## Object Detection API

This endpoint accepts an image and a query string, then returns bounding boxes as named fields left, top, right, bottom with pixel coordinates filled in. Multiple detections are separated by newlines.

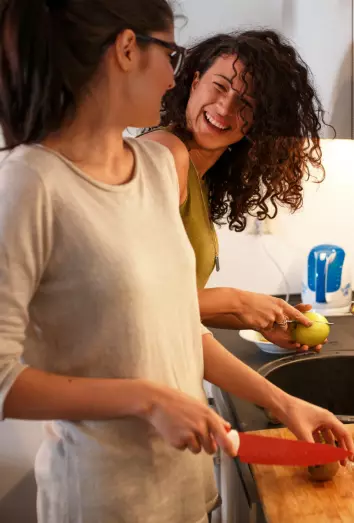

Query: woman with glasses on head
left=0, top=3, right=352, bottom=523
left=141, top=30, right=330, bottom=352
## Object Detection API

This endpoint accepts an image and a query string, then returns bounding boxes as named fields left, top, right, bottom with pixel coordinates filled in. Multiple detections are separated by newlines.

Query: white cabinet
left=177, top=0, right=353, bottom=138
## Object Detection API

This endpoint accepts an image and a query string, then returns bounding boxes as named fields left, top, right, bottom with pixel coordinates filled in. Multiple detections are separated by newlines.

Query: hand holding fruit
left=260, top=306, right=330, bottom=352
left=290, top=311, right=330, bottom=347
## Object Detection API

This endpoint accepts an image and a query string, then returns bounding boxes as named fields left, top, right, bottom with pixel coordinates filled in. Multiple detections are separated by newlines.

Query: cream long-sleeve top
left=0, top=139, right=217, bottom=523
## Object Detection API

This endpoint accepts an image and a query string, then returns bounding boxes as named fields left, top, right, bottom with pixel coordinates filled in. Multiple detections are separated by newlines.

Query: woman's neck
left=42, top=92, right=134, bottom=186
left=188, top=143, right=227, bottom=178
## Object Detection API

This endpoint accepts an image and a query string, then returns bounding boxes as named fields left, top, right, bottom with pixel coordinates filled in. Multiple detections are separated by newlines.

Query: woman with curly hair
left=140, top=29, right=327, bottom=351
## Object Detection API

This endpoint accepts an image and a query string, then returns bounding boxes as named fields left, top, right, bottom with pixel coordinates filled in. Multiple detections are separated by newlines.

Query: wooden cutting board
left=250, top=425, right=354, bottom=523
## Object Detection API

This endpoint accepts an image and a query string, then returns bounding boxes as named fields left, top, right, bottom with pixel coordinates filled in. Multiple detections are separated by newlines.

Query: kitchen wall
left=286, top=0, right=353, bottom=138
left=208, top=139, right=354, bottom=296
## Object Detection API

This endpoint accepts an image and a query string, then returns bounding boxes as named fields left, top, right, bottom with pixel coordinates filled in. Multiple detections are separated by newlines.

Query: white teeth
left=205, top=112, right=228, bottom=130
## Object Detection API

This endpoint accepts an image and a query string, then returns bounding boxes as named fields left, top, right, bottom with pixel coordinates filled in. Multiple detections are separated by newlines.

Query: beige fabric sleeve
left=201, top=324, right=213, bottom=337
left=0, top=161, right=53, bottom=419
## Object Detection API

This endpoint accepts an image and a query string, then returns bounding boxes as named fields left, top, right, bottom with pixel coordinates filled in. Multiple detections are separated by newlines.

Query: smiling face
left=185, top=54, right=255, bottom=151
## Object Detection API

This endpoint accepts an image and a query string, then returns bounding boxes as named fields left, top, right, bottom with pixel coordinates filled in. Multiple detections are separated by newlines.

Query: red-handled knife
left=227, top=430, right=350, bottom=466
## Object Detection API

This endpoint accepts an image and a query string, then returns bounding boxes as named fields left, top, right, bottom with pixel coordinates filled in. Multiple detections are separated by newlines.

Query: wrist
left=266, top=387, right=292, bottom=418
left=123, top=379, right=159, bottom=419
left=129, top=379, right=172, bottom=422
left=227, top=288, right=246, bottom=314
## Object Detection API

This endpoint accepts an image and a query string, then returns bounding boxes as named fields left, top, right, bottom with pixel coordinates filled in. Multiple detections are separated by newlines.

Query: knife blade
left=281, top=320, right=334, bottom=325
left=227, top=430, right=349, bottom=466
left=275, top=320, right=334, bottom=325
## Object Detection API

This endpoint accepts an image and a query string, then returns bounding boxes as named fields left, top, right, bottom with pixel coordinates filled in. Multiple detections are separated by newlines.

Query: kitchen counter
left=210, top=299, right=354, bottom=522
left=250, top=425, right=354, bottom=523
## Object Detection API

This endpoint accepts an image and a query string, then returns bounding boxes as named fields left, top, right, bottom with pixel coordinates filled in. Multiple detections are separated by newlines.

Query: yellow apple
left=291, top=311, right=330, bottom=347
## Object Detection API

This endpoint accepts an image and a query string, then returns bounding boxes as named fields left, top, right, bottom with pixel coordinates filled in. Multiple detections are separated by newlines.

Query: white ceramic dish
left=239, top=329, right=297, bottom=355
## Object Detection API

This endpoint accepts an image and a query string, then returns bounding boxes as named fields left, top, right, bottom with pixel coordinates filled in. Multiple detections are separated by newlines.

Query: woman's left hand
left=260, top=326, right=326, bottom=352
left=274, top=395, right=354, bottom=463
left=260, top=303, right=326, bottom=352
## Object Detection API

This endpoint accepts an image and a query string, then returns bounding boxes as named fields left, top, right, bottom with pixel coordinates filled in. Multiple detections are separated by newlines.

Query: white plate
left=239, top=329, right=297, bottom=355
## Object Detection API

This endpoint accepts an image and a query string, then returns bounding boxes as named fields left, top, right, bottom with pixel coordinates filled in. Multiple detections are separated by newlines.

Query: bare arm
left=3, top=365, right=236, bottom=456
left=3, top=368, right=152, bottom=420
left=202, top=332, right=287, bottom=411
left=199, top=287, right=312, bottom=330
left=199, top=288, right=328, bottom=351
left=138, top=131, right=190, bottom=204
left=202, top=314, right=246, bottom=330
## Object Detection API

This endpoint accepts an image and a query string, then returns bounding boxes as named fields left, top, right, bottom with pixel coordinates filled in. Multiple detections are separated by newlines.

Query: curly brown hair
left=159, top=30, right=331, bottom=232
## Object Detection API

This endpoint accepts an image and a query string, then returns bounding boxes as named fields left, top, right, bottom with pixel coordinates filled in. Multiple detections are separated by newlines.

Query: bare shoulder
left=139, top=131, right=190, bottom=204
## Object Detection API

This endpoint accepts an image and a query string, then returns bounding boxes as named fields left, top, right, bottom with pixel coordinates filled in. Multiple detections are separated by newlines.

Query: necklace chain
left=189, top=157, right=220, bottom=272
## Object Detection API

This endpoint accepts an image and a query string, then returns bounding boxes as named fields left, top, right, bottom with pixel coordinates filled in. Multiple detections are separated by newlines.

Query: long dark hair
left=160, top=30, right=329, bottom=232
left=0, top=0, right=174, bottom=149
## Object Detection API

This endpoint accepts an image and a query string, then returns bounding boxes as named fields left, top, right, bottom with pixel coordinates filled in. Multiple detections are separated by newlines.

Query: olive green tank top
left=180, top=161, right=219, bottom=289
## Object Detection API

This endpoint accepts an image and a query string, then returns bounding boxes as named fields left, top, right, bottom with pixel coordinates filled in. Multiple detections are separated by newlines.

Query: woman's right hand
left=143, top=383, right=237, bottom=457
left=198, top=288, right=313, bottom=332
left=234, top=290, right=313, bottom=331
left=227, top=289, right=312, bottom=331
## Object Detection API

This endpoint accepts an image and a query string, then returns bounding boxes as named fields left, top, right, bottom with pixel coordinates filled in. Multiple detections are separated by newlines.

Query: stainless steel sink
left=258, top=351, right=354, bottom=422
